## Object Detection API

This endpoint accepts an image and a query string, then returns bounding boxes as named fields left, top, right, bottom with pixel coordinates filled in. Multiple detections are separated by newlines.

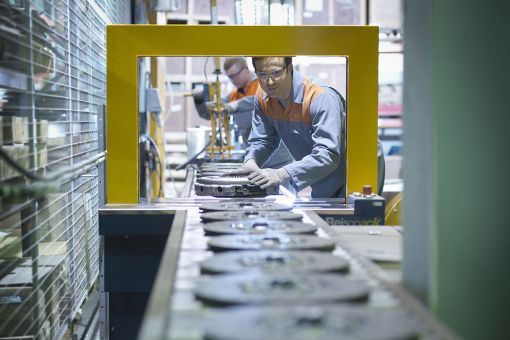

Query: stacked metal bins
left=0, top=0, right=129, bottom=338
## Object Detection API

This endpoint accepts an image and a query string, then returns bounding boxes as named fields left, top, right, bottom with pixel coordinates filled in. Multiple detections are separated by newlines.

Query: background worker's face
left=225, top=63, right=251, bottom=90
left=254, top=57, right=293, bottom=99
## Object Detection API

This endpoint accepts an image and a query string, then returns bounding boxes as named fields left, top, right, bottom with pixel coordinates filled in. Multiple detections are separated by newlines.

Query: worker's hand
left=192, top=87, right=205, bottom=105
left=229, top=159, right=260, bottom=175
left=208, top=102, right=236, bottom=114
left=224, top=102, right=237, bottom=114
left=248, top=168, right=290, bottom=189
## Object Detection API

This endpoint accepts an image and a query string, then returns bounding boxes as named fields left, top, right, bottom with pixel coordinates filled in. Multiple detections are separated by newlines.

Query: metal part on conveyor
left=195, top=175, right=252, bottom=185
left=207, top=234, right=336, bottom=252
left=194, top=175, right=278, bottom=197
left=196, top=168, right=237, bottom=177
left=199, top=152, right=245, bottom=164
left=199, top=201, right=292, bottom=212
left=194, top=273, right=370, bottom=306
left=203, top=305, right=420, bottom=340
left=196, top=165, right=239, bottom=175
left=199, top=251, right=349, bottom=275
left=202, top=219, right=317, bottom=235
left=101, top=197, right=352, bottom=212
left=194, top=162, right=288, bottom=197
left=198, top=162, right=241, bottom=169
left=196, top=170, right=234, bottom=177
left=201, top=210, right=302, bottom=221
left=137, top=185, right=458, bottom=340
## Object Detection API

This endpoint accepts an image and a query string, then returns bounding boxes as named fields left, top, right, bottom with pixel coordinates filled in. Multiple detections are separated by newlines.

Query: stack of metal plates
left=194, top=163, right=278, bottom=197
left=197, top=163, right=240, bottom=177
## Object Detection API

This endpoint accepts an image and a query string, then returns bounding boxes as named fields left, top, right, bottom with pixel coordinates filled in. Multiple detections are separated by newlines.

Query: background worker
left=238, top=56, right=384, bottom=198
left=193, top=56, right=293, bottom=168
left=192, top=57, right=259, bottom=148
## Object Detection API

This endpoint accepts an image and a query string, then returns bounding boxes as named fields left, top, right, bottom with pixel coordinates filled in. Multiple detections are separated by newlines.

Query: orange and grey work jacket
left=195, top=72, right=259, bottom=145
left=227, top=75, right=259, bottom=144
left=245, top=72, right=347, bottom=198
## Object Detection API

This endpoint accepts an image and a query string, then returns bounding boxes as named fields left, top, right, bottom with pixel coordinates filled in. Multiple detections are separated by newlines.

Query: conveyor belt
left=132, top=167, right=458, bottom=340
left=139, top=210, right=456, bottom=339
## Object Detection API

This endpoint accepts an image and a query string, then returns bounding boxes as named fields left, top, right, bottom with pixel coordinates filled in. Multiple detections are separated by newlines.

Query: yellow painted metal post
left=346, top=37, right=379, bottom=193
left=106, top=26, right=139, bottom=203
left=106, top=25, right=378, bottom=203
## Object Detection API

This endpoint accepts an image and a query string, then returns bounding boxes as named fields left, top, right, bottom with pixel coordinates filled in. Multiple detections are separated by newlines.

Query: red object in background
left=363, top=185, right=373, bottom=196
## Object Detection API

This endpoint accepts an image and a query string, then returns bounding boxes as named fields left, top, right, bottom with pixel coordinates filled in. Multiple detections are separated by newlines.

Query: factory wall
left=404, top=0, right=510, bottom=338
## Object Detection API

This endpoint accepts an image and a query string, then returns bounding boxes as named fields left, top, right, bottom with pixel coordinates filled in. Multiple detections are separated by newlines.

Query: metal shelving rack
left=0, top=0, right=129, bottom=339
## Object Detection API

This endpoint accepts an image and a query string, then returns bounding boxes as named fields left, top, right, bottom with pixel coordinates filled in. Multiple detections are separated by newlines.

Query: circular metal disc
left=196, top=175, right=251, bottom=185
left=207, top=234, right=335, bottom=252
left=198, top=168, right=239, bottom=173
left=195, top=273, right=369, bottom=306
left=200, top=165, right=240, bottom=168
left=203, top=219, right=316, bottom=235
left=204, top=305, right=419, bottom=340
left=201, top=211, right=302, bottom=222
left=198, top=168, right=238, bottom=175
left=200, top=251, right=349, bottom=275
left=200, top=162, right=241, bottom=167
left=200, top=202, right=292, bottom=212
left=194, top=183, right=277, bottom=197
left=198, top=170, right=233, bottom=177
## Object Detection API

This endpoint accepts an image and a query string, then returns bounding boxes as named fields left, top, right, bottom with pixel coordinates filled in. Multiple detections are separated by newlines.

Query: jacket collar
left=238, top=72, right=258, bottom=94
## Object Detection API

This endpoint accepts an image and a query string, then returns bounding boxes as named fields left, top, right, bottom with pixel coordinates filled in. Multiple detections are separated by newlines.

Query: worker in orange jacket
left=193, top=57, right=292, bottom=168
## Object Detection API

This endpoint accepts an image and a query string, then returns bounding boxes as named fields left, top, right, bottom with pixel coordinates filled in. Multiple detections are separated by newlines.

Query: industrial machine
left=100, top=25, right=456, bottom=340
left=201, top=59, right=235, bottom=159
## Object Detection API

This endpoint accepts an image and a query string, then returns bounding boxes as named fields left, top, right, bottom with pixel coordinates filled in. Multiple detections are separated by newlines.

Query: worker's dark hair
left=252, top=57, right=293, bottom=72
left=223, top=57, right=248, bottom=71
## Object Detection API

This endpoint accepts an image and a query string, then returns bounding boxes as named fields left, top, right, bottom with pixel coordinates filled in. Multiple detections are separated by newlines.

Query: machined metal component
left=198, top=163, right=241, bottom=171
left=200, top=154, right=244, bottom=163
left=197, top=170, right=233, bottom=177
left=199, top=162, right=240, bottom=167
left=201, top=211, right=301, bottom=222
left=195, top=273, right=370, bottom=306
left=196, top=175, right=251, bottom=185
left=194, top=183, right=278, bottom=197
left=202, top=220, right=317, bottom=235
left=200, top=251, right=349, bottom=275
left=200, top=201, right=292, bottom=212
left=203, top=305, right=420, bottom=340
left=194, top=175, right=278, bottom=197
left=207, top=234, right=335, bottom=252
left=196, top=168, right=237, bottom=176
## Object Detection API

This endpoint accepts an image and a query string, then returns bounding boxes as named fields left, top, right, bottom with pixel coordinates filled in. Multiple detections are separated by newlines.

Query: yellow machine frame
left=106, top=25, right=378, bottom=204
